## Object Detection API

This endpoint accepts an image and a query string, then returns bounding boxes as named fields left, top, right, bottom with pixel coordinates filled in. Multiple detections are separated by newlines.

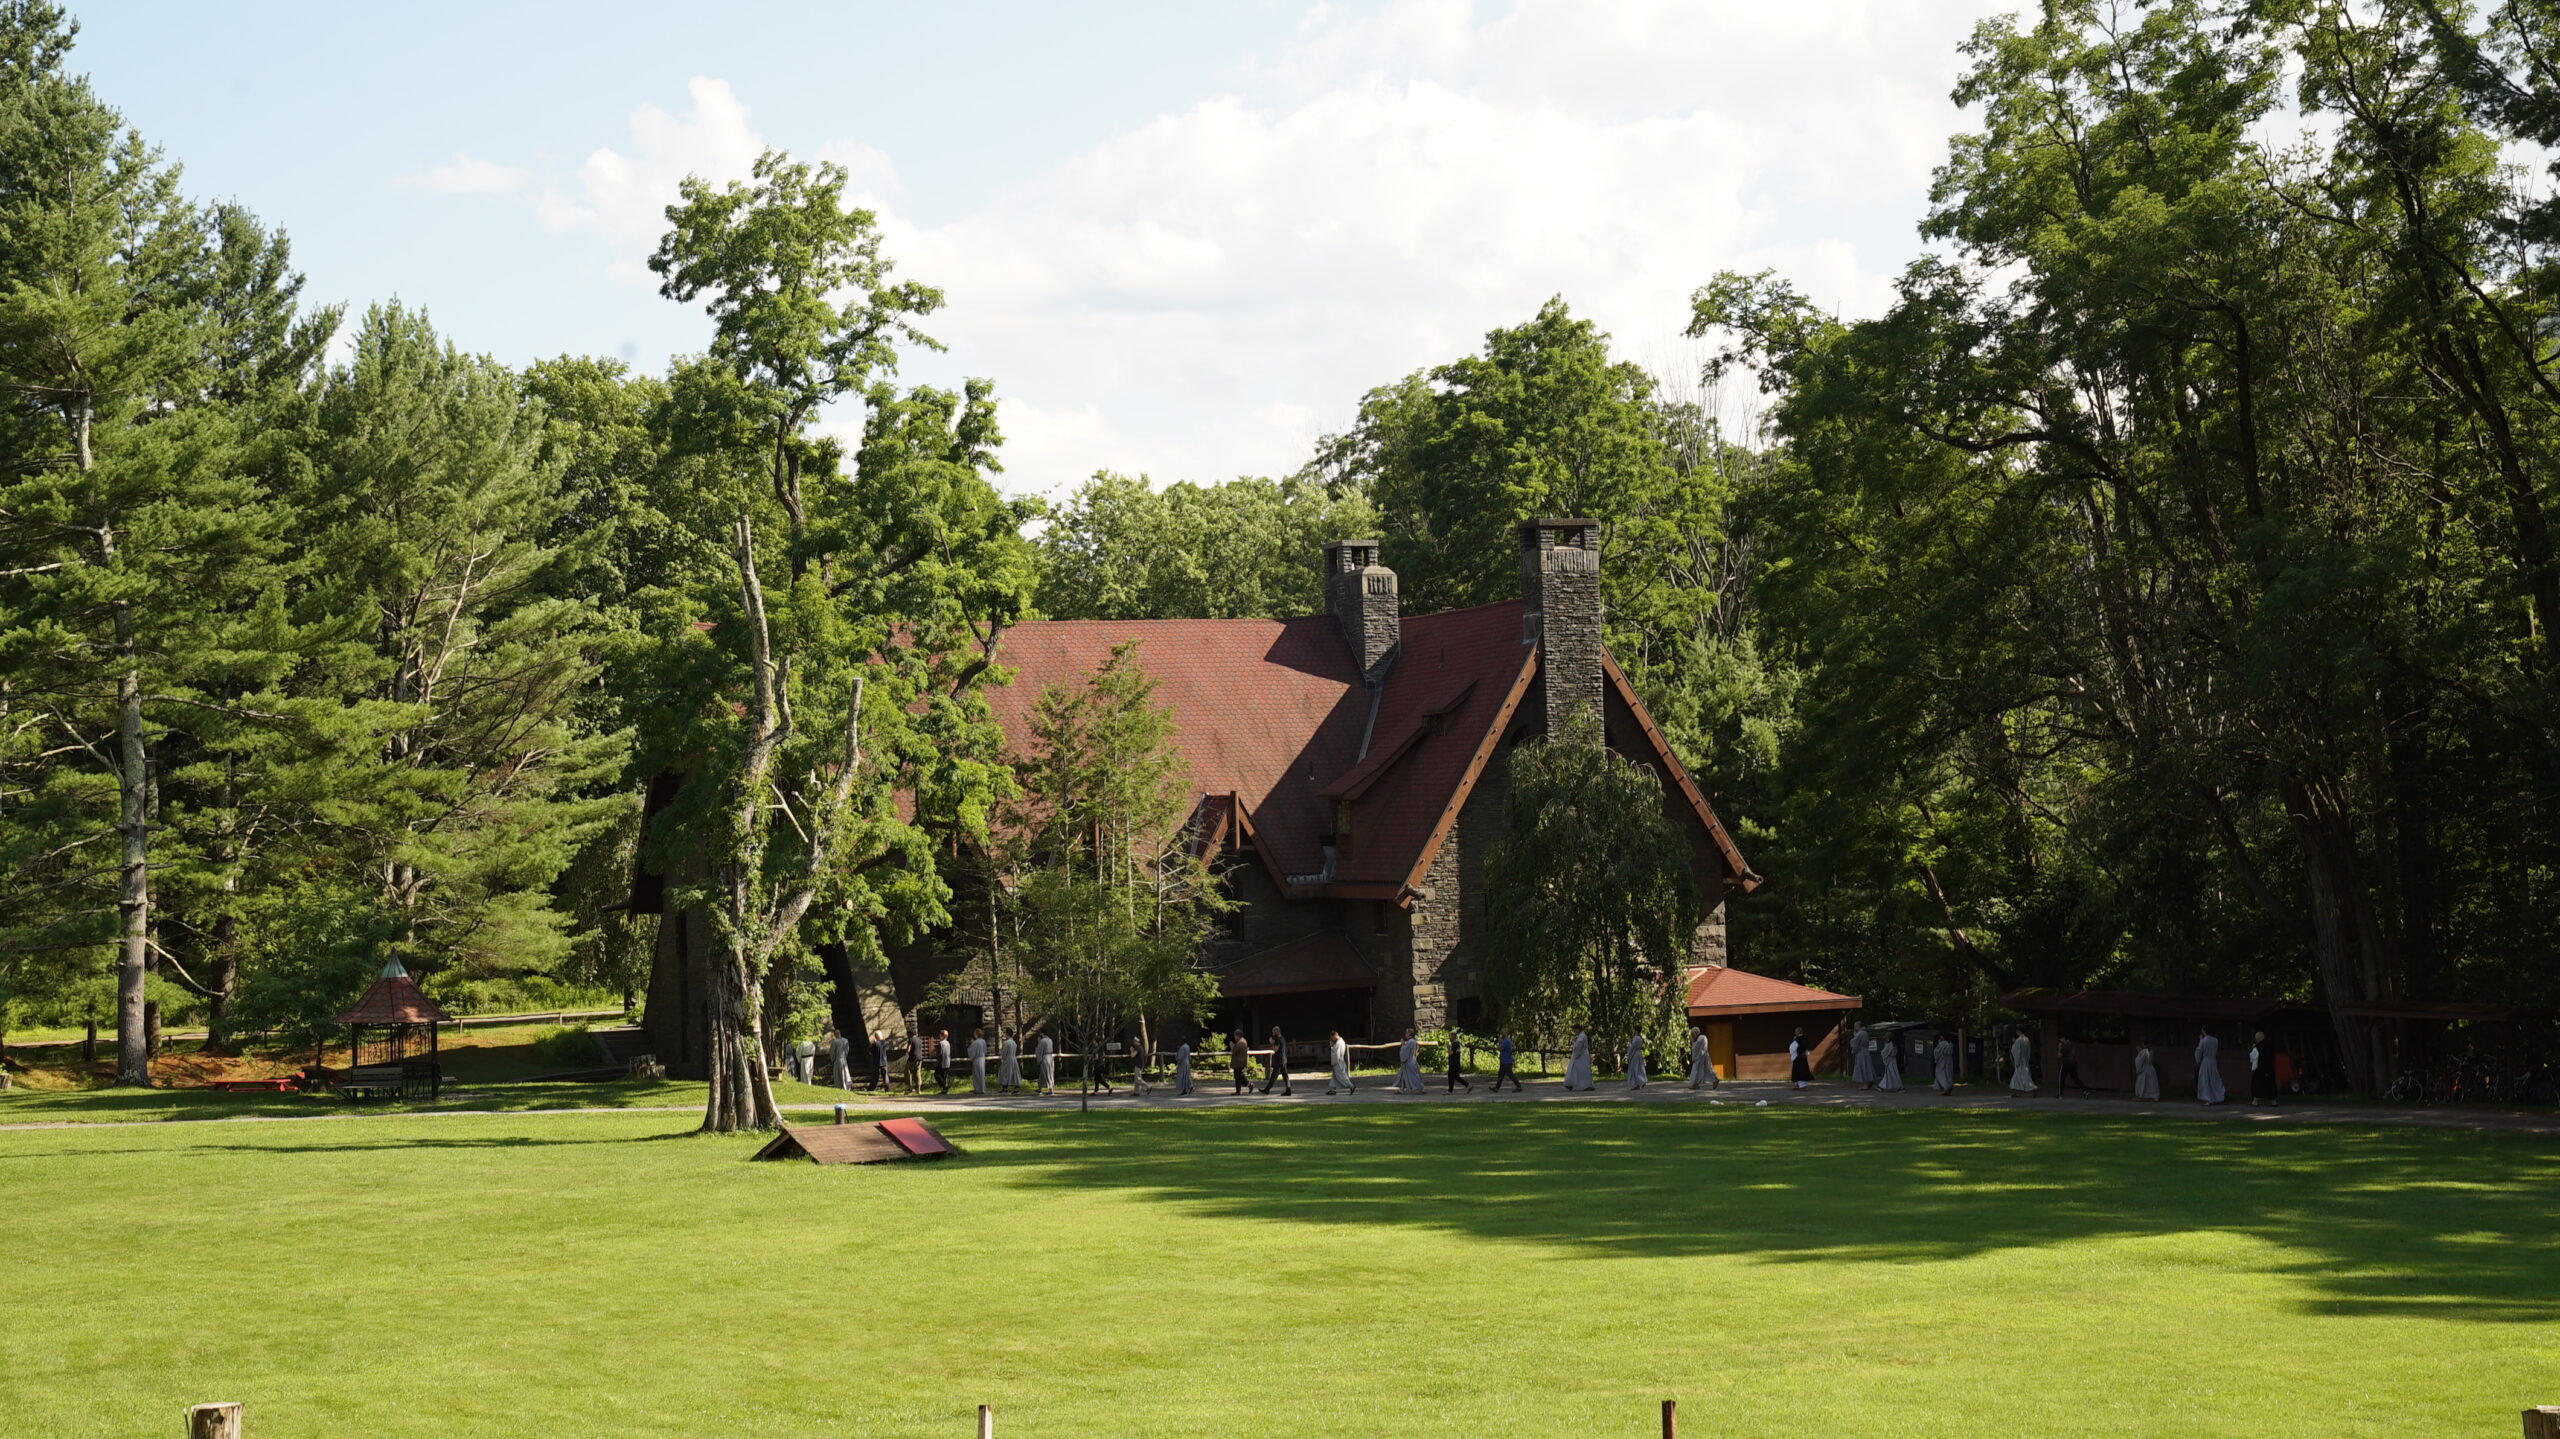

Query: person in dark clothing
left=1788, top=1027, right=1814, bottom=1088
left=1493, top=1031, right=1522, bottom=1093
left=1261, top=1026, right=1292, bottom=1095
left=872, top=1033, right=893, bottom=1092
left=1445, top=1028, right=1473, bottom=1093
left=2249, top=1030, right=2279, bottom=1107
left=1229, top=1031, right=1252, bottom=1094
left=2052, top=1036, right=2089, bottom=1097
left=932, top=1029, right=953, bottom=1095
left=1090, top=1038, right=1115, bottom=1094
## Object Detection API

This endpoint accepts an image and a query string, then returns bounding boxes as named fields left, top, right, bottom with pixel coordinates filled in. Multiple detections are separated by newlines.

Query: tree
left=1000, top=641, right=1223, bottom=1109
left=1036, top=471, right=1377, bottom=620
left=1482, top=718, right=1700, bottom=1065
left=301, top=303, right=626, bottom=978
left=0, top=4, right=330, bottom=1083
left=647, top=149, right=1030, bottom=1131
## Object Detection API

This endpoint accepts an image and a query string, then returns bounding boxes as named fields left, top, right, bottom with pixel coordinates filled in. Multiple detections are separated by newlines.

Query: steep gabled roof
left=981, top=595, right=1755, bottom=905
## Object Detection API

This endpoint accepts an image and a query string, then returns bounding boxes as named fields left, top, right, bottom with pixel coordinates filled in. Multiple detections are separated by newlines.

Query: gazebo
left=334, top=954, right=453, bottom=1099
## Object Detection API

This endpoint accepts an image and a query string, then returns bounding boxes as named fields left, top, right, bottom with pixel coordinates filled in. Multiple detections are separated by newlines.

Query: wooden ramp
left=751, top=1117, right=957, bottom=1166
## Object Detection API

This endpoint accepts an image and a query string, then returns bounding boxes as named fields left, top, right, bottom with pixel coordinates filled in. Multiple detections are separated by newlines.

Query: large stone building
left=969, top=518, right=1759, bottom=1044
left=641, top=517, right=1796, bottom=1075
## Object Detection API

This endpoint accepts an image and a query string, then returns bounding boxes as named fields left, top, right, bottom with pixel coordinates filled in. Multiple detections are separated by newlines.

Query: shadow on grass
left=939, top=1105, right=2560, bottom=1322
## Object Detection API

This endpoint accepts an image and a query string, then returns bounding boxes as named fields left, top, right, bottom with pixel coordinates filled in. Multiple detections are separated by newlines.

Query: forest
left=4, top=0, right=2557, bottom=1099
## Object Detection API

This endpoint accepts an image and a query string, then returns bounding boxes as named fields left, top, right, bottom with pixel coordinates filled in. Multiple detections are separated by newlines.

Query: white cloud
left=536, top=76, right=767, bottom=279
left=458, top=1, right=2012, bottom=493
left=393, top=154, right=527, bottom=195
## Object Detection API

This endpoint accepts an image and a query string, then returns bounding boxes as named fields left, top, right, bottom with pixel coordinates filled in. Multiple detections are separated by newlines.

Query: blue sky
left=74, top=1, right=2013, bottom=497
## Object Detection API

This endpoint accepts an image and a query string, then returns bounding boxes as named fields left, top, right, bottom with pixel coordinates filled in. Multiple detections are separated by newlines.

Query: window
left=1371, top=900, right=1390, bottom=938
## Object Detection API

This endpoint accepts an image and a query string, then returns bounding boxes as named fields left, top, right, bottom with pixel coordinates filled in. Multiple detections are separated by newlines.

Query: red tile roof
left=337, top=957, right=454, bottom=1026
left=983, top=595, right=1750, bottom=903
left=1685, top=965, right=1859, bottom=1016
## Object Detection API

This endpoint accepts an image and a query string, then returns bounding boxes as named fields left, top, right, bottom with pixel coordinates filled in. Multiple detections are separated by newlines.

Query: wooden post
left=187, top=1402, right=242, bottom=1439
left=2522, top=1405, right=2560, bottom=1439
left=977, top=1403, right=993, bottom=1438
left=1660, top=1397, right=1676, bottom=1438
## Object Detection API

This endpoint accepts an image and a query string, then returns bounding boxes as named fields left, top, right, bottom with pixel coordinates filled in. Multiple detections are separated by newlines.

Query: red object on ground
left=877, top=1117, right=953, bottom=1156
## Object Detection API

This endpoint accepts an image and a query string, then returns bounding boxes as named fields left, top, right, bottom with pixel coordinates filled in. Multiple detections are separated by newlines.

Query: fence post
left=1661, top=1397, right=1676, bottom=1438
left=188, top=1402, right=242, bottom=1439
left=2523, top=1405, right=2560, bottom=1439
left=977, top=1403, right=994, bottom=1438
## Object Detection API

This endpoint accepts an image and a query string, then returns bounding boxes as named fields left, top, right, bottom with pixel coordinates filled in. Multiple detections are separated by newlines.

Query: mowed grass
left=4, top=1104, right=2555, bottom=1439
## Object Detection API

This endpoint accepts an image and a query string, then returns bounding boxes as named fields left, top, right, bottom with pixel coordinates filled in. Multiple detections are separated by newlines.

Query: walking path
left=6, top=1074, right=2558, bottom=1135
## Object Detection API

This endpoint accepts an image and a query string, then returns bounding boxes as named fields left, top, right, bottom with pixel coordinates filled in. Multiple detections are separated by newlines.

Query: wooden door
left=1709, top=1022, right=1736, bottom=1079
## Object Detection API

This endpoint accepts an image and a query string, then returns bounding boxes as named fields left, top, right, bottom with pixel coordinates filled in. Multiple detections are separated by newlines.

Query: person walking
left=1090, top=1037, right=1116, bottom=1094
left=792, top=1038, right=817, bottom=1085
left=1877, top=1036, right=1904, bottom=1092
left=1174, top=1039, right=1195, bottom=1096
left=2007, top=1028, right=2036, bottom=1099
left=1624, top=1030, right=1648, bottom=1091
left=2194, top=1029, right=2227, bottom=1104
left=830, top=1029, right=853, bottom=1092
left=1327, top=1031, right=1356, bottom=1094
left=872, top=1032, right=894, bottom=1092
left=2051, top=1036, right=2088, bottom=1098
left=1564, top=1028, right=1594, bottom=1092
left=997, top=1030, right=1022, bottom=1094
left=1493, top=1031, right=1522, bottom=1093
left=1445, top=1029, right=1473, bottom=1093
left=1230, top=1030, right=1252, bottom=1094
left=1035, top=1032, right=1057, bottom=1096
left=1261, top=1027, right=1292, bottom=1095
left=1393, top=1028, right=1425, bottom=1093
left=1689, top=1029, right=1718, bottom=1089
left=2132, top=1041, right=2161, bottom=1101
left=932, top=1029, right=954, bottom=1095
left=2248, top=1031, right=2277, bottom=1107
left=1931, top=1034, right=1956, bottom=1095
left=1851, top=1023, right=1878, bottom=1089
left=969, top=1028, right=989, bottom=1095
left=1787, top=1028, right=1813, bottom=1089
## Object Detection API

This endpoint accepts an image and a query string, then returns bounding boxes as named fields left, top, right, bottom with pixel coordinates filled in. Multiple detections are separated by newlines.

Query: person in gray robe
left=2132, top=1043, right=2161, bottom=1100
left=968, top=1029, right=989, bottom=1094
left=2194, top=1030, right=2226, bottom=1104
left=1393, top=1028, right=1425, bottom=1093
left=1564, top=1029, right=1595, bottom=1091
left=1624, top=1031, right=1648, bottom=1090
left=1328, top=1032, right=1356, bottom=1094
left=1035, top=1033, right=1057, bottom=1096
left=1689, top=1030, right=1718, bottom=1089
left=830, top=1031, right=853, bottom=1092
left=1877, top=1038, right=1904, bottom=1092
left=1174, top=1040, right=1194, bottom=1096
left=1931, top=1036, right=1956, bottom=1094
left=1851, top=1024, right=1879, bottom=1088
left=2007, top=1029, right=2037, bottom=1097
left=997, top=1032, right=1022, bottom=1093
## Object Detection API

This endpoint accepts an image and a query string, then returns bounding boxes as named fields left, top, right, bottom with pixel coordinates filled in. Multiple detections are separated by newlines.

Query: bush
left=532, top=1024, right=603, bottom=1069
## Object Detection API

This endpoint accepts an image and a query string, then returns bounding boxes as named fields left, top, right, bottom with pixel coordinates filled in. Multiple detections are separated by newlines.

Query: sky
left=74, top=0, right=2017, bottom=499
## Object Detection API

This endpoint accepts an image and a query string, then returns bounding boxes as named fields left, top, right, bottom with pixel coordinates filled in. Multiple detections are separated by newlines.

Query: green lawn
left=4, top=1102, right=2554, bottom=1438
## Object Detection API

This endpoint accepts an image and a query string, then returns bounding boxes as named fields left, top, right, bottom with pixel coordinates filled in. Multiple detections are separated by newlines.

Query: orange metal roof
left=1685, top=964, right=1859, bottom=1017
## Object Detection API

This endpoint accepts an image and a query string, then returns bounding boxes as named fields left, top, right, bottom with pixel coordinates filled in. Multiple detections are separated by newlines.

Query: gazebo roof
left=337, top=955, right=454, bottom=1026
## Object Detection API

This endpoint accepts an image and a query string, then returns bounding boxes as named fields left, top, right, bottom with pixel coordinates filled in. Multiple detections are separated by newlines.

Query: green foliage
left=1483, top=722, right=1699, bottom=1059
left=1036, top=470, right=1378, bottom=620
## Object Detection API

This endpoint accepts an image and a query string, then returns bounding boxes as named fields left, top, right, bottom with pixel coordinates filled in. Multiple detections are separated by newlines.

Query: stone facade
left=1324, top=539, right=1400, bottom=684
left=1520, top=518, right=1604, bottom=739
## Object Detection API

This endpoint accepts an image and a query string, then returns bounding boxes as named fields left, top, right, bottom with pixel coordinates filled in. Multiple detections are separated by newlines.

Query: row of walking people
left=1963, top=1026, right=2283, bottom=1105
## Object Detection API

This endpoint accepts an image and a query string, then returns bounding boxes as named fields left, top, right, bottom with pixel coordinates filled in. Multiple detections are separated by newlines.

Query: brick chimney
left=1324, top=539, right=1399, bottom=684
left=1520, top=518, right=1602, bottom=738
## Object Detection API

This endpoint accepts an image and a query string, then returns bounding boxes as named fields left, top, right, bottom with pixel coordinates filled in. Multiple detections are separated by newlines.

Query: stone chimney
left=1324, top=539, right=1399, bottom=684
left=1520, top=518, right=1602, bottom=738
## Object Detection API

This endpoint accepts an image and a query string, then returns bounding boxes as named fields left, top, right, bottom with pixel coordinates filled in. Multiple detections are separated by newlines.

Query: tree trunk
left=2283, top=775, right=2386, bottom=1092
left=112, top=595, right=151, bottom=1088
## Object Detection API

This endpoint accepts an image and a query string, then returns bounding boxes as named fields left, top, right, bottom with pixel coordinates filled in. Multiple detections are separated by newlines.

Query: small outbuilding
left=334, top=955, right=452, bottom=1099
left=1685, top=964, right=1860, bottom=1080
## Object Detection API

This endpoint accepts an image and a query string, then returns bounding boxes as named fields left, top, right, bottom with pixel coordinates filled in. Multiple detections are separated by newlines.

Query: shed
left=1685, top=965, right=1860, bottom=1080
